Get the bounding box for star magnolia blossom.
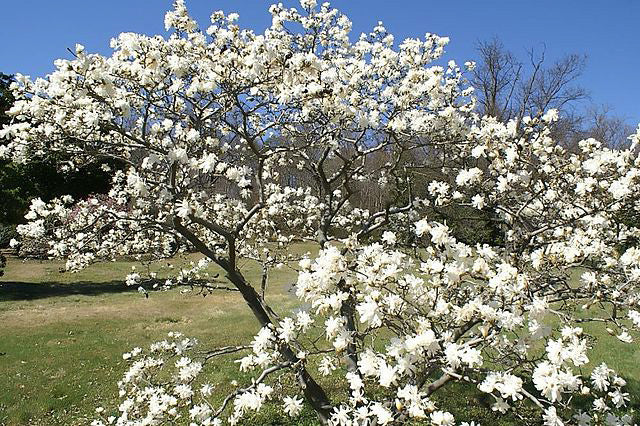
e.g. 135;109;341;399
3;1;640;425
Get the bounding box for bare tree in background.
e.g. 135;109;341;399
471;38;588;123
580;104;635;148
519;50;588;118
469;38;636;151
470;38;522;122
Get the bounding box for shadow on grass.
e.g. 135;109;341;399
0;280;138;301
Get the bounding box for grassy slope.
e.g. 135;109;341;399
0;254;638;425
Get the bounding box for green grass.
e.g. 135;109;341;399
0;252;639;425
0;253;305;425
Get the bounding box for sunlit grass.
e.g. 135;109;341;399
0;252;304;425
0;251;638;425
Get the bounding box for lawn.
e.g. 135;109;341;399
0;253;307;425
0;252;638;425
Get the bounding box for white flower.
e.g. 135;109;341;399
609;389;629;408
277;317;297;342
491;397;509;413
628;310;640;328
178;360;202;381
573;411;591;426
175;199;192;219
189;403;212;421
125;273;140;286
471;145;486;158
591;363;612;392
282;395;304;417
616;331;633;343
168;147;189;164
430;410;455;426
356;300;382;327
381;231;396;245
543;407;564;426
455;167;483;186
324;316;344;339
319;356;336;376
357;351;380;377
300;0;317;9
333;329;352;351
174;384;193;399
256;383;273;398
542;109;559;123
295;311;314;331
200;383;214;396
430;224;451;245
471;194;485;209
495;373;523;401
405;329;438;354
415;219;429;237
378;362;397;387
370;403;393;425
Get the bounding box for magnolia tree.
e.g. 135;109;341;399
3;1;640;425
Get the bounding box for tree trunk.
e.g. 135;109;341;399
226;270;333;423
173;220;334;423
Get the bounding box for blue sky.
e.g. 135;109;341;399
1;1;638;125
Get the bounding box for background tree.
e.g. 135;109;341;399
0;73;121;250
470;38;588;124
580;104;636;148
0;73;14;125
469;38;522;122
